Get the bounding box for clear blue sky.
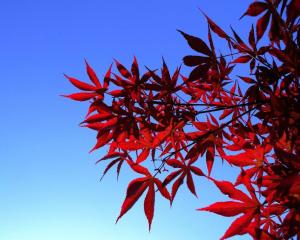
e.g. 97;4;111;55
1;1;254;239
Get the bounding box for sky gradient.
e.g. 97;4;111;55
1;1;253;239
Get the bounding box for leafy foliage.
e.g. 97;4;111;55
64;0;300;239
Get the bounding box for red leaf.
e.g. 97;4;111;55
131;56;139;80
103;64;112;89
189;64;210;80
99;151;123;161
199;201;250;217
204;14;228;39
83;113;114;123
116;178;148;223
186;170;197;197
162;170;182;187
171;173;185;202
128;161;150;176
152;125;172;147
183;55;209;66
166;159;184;168
241;2;268;18
85;60;102;87
90;131;111;153
100;158;122;180
85;117;117;131
248;25;256;49
114;59;132;78
221;211;255;239
64;74;96;91
223;153;255;167
190;166;204;176
225;144;241;151
213;180;253;203
109;89;124;97
193;122;208;130
219;109;234;120
256;13;270;41
232;55;252;63
178;30;212;56
62;92;98;101
238;76;256;84
144;183;155;230
206;145;215;176
154;178;171;201
137;148;150;164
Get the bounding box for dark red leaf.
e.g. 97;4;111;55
238;76;256;84
248;25;256;49
204;14;228;39
241;2;268;18
100;158;122;180
183;55;209;66
232;55;252;63
131;56;139;80
256;13;270;41
189;64;210;80
190;166;205;176
178;30;212;56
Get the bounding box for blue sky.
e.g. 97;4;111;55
1;1;254;239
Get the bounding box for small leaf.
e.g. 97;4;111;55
144;183;155;231
154;178;171;200
114;59;132;78
213;180;253;203
131;56;139;80
85;60;102;87
183;55;209;66
256;13;270;41
199;201;249;217
204;14;228;39
189;64;210;80
178;30;212;56
190;166;205;176
137;148;150;163
241;2;268;18
171;173;185;202
128;161;150;176
221;211;255;239
62;92;98;101
64;74;96;91
248;25;256;49
232;55;252;63
116;178;148;223
162;170;182;187
186;171;197;197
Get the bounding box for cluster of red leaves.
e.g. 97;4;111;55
64;0;300;239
